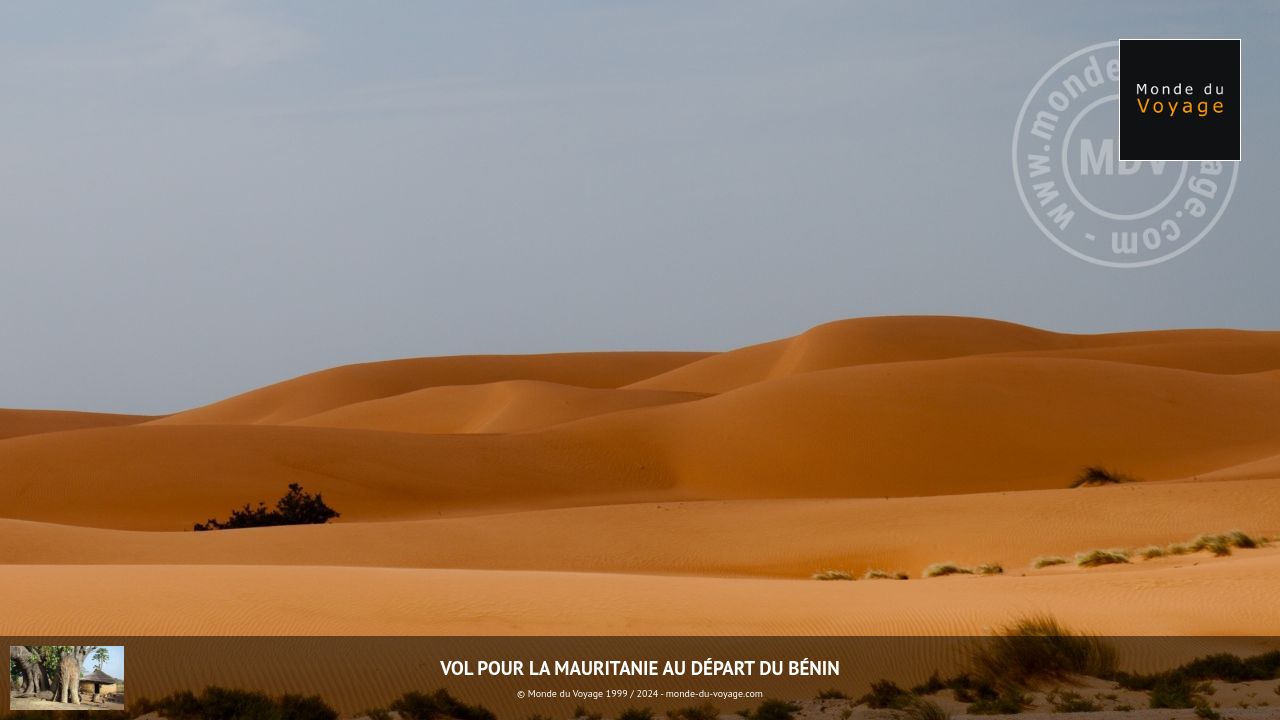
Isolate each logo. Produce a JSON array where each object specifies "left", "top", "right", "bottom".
[{"left": 1012, "top": 41, "right": 1237, "bottom": 268}]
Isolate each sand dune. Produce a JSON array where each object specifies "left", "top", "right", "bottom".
[
  {"left": 629, "top": 316, "right": 1280, "bottom": 393},
  {"left": 5, "top": 552, "right": 1280, "bottom": 636},
  {"left": 5, "top": 357, "right": 1280, "bottom": 530},
  {"left": 0, "top": 423, "right": 674, "bottom": 530},
  {"left": 290, "top": 380, "right": 705, "bottom": 434},
  {"left": 636, "top": 358, "right": 1280, "bottom": 498},
  {"left": 0, "top": 408, "right": 152, "bottom": 440},
  {"left": 627, "top": 316, "right": 1070, "bottom": 393},
  {"left": 5, "top": 478, "right": 1278, "bottom": 577},
  {"left": 1193, "top": 449, "right": 1280, "bottom": 482},
  {"left": 992, "top": 339, "right": 1280, "bottom": 375},
  {"left": 151, "top": 351, "right": 710, "bottom": 425},
  {"left": 4, "top": 316, "right": 1280, "bottom": 639}
]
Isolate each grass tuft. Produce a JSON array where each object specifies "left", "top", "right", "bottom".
[
  {"left": 862, "top": 568, "right": 909, "bottom": 580},
  {"left": 811, "top": 569, "right": 854, "bottom": 581},
  {"left": 1190, "top": 534, "right": 1233, "bottom": 557},
  {"left": 1139, "top": 544, "right": 1166, "bottom": 560},
  {"left": 970, "top": 615, "right": 1118, "bottom": 687},
  {"left": 1226, "top": 529, "right": 1260, "bottom": 549},
  {"left": 975, "top": 562, "right": 1004, "bottom": 576},
  {"left": 1031, "top": 555, "right": 1068, "bottom": 569},
  {"left": 923, "top": 562, "right": 974, "bottom": 578},
  {"left": 1075, "top": 548, "right": 1130, "bottom": 567},
  {"left": 903, "top": 698, "right": 952, "bottom": 720}
]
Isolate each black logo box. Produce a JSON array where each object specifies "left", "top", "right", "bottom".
[{"left": 1119, "top": 38, "right": 1241, "bottom": 161}]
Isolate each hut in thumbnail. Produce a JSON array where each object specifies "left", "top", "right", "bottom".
[{"left": 78, "top": 667, "right": 121, "bottom": 697}]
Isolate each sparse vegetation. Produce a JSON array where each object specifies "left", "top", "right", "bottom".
[
  {"left": 1117, "top": 651, "right": 1280, "bottom": 688},
  {"left": 815, "top": 689, "right": 848, "bottom": 700},
  {"left": 1071, "top": 465, "right": 1134, "bottom": 488},
  {"left": 810, "top": 569, "right": 854, "bottom": 581},
  {"left": 975, "top": 562, "right": 1004, "bottom": 576},
  {"left": 923, "top": 562, "right": 973, "bottom": 578},
  {"left": 1195, "top": 703, "right": 1224, "bottom": 719},
  {"left": 1227, "top": 529, "right": 1261, "bottom": 548},
  {"left": 1138, "top": 544, "right": 1166, "bottom": 559},
  {"left": 130, "top": 687, "right": 339, "bottom": 720},
  {"left": 970, "top": 615, "right": 1117, "bottom": 686},
  {"left": 1190, "top": 533, "right": 1233, "bottom": 556},
  {"left": 1075, "top": 548, "right": 1130, "bottom": 567},
  {"left": 965, "top": 688, "right": 1028, "bottom": 715},
  {"left": 857, "top": 679, "right": 913, "bottom": 710},
  {"left": 750, "top": 700, "right": 801, "bottom": 720},
  {"left": 1147, "top": 675, "right": 1199, "bottom": 709},
  {"left": 393, "top": 690, "right": 497, "bottom": 720},
  {"left": 1031, "top": 529, "right": 1269, "bottom": 571},
  {"left": 1046, "top": 689, "right": 1102, "bottom": 712},
  {"left": 903, "top": 698, "right": 952, "bottom": 720},
  {"left": 618, "top": 708, "right": 654, "bottom": 720},
  {"left": 862, "top": 568, "right": 909, "bottom": 580},
  {"left": 910, "top": 671, "right": 947, "bottom": 696},
  {"left": 194, "top": 483, "right": 340, "bottom": 531}
]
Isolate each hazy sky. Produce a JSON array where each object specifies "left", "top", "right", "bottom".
[{"left": 2, "top": 1, "right": 1277, "bottom": 414}]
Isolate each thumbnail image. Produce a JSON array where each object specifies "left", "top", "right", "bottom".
[{"left": 9, "top": 646, "right": 125, "bottom": 712}]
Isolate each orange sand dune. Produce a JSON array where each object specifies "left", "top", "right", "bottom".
[
  {"left": 152, "top": 351, "right": 710, "bottom": 425},
  {"left": 5, "top": 552, "right": 1280, "bottom": 635},
  {"left": 6, "top": 316, "right": 1280, "bottom": 640},
  {"left": 0, "top": 408, "right": 153, "bottom": 441},
  {"left": 0, "top": 423, "right": 672, "bottom": 530},
  {"left": 629, "top": 316, "right": 1280, "bottom": 393},
  {"left": 289, "top": 380, "right": 705, "bottom": 434},
  {"left": 627, "top": 316, "right": 1070, "bottom": 393},
  {"left": 992, "top": 339, "right": 1280, "bottom": 375},
  {"left": 5, "top": 478, "right": 1278, "bottom": 577},
  {"left": 5, "top": 356, "right": 1280, "bottom": 530},
  {"left": 622, "top": 357, "right": 1280, "bottom": 499}
]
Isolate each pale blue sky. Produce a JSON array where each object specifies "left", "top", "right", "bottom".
[
  {"left": 83, "top": 646, "right": 125, "bottom": 680},
  {"left": 1, "top": 1, "right": 1277, "bottom": 413}
]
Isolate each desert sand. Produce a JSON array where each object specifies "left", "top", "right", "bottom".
[{"left": 3, "top": 316, "right": 1280, "bottom": 637}]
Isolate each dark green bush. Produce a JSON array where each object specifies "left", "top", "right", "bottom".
[
  {"left": 1071, "top": 466, "right": 1133, "bottom": 487},
  {"left": 857, "top": 679, "right": 913, "bottom": 709},
  {"left": 910, "top": 671, "right": 946, "bottom": 696},
  {"left": 966, "top": 688, "right": 1028, "bottom": 715},
  {"left": 1148, "top": 675, "right": 1197, "bottom": 709},
  {"left": 195, "top": 483, "right": 340, "bottom": 531}
]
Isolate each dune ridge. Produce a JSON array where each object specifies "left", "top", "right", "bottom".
[
  {"left": 4, "top": 316, "right": 1280, "bottom": 636},
  {"left": 150, "top": 351, "right": 711, "bottom": 426},
  {"left": 0, "top": 408, "right": 154, "bottom": 441},
  {"left": 289, "top": 380, "right": 706, "bottom": 434}
]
